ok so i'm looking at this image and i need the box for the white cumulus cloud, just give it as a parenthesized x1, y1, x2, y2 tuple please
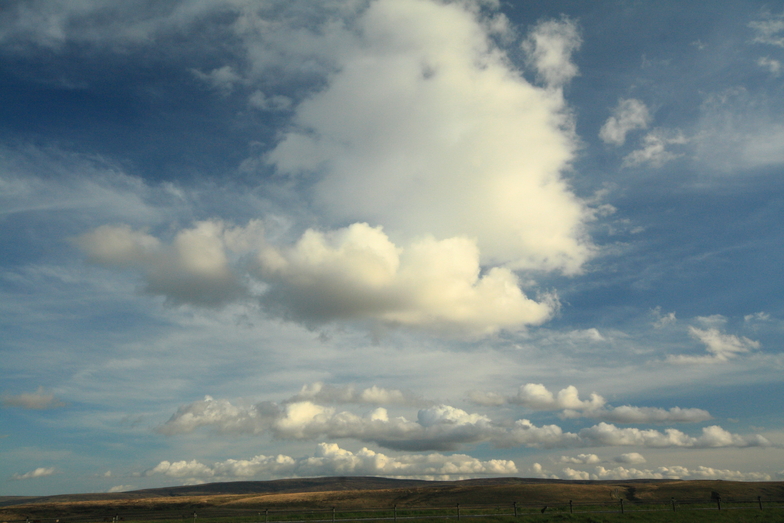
(522, 17, 582, 88)
(613, 452, 646, 464)
(79, 221, 558, 336)
(267, 1, 594, 275)
(558, 453, 600, 464)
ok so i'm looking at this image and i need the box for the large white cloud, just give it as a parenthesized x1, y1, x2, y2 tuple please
(63, 0, 597, 337)
(267, 0, 594, 275)
(144, 442, 517, 481)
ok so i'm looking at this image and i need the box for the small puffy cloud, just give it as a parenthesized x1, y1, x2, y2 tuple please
(249, 90, 292, 111)
(108, 485, 135, 493)
(511, 383, 605, 411)
(622, 129, 688, 168)
(562, 467, 591, 480)
(522, 17, 582, 88)
(531, 462, 559, 479)
(758, 57, 783, 76)
(144, 443, 516, 480)
(192, 65, 242, 92)
(614, 452, 646, 465)
(745, 311, 770, 323)
(599, 99, 651, 146)
(559, 453, 600, 464)
(651, 307, 677, 328)
(1, 387, 65, 409)
(12, 467, 56, 480)
(668, 327, 760, 364)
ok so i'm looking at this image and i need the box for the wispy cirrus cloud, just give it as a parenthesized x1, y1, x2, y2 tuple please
(668, 326, 760, 364)
(2, 387, 65, 410)
(12, 467, 56, 480)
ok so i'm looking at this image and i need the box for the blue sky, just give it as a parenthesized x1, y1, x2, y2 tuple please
(2, 0, 784, 496)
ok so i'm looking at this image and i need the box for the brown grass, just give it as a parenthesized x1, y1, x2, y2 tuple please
(2, 477, 783, 521)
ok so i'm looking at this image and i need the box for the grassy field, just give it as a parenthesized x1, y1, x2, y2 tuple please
(2, 478, 783, 523)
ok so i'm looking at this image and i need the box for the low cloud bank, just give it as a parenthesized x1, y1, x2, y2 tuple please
(564, 465, 774, 482)
(159, 391, 767, 452)
(468, 383, 712, 424)
(144, 442, 517, 481)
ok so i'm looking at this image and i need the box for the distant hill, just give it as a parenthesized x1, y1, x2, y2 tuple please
(2, 476, 783, 521)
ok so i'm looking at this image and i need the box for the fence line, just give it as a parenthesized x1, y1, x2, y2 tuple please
(10, 496, 784, 523)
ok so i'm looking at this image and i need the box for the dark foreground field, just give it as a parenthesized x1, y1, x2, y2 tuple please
(2, 477, 784, 523)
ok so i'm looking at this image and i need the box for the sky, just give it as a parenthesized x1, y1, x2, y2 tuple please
(1, 0, 784, 496)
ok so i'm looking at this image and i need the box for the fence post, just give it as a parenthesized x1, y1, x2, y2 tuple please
(265, 509, 268, 523)
(332, 507, 336, 522)
(394, 504, 397, 522)
(192, 512, 197, 523)
(619, 499, 624, 514)
(456, 503, 460, 520)
(758, 496, 763, 510)
(513, 501, 517, 517)
(569, 500, 573, 514)
(671, 498, 676, 512)
(717, 496, 721, 510)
